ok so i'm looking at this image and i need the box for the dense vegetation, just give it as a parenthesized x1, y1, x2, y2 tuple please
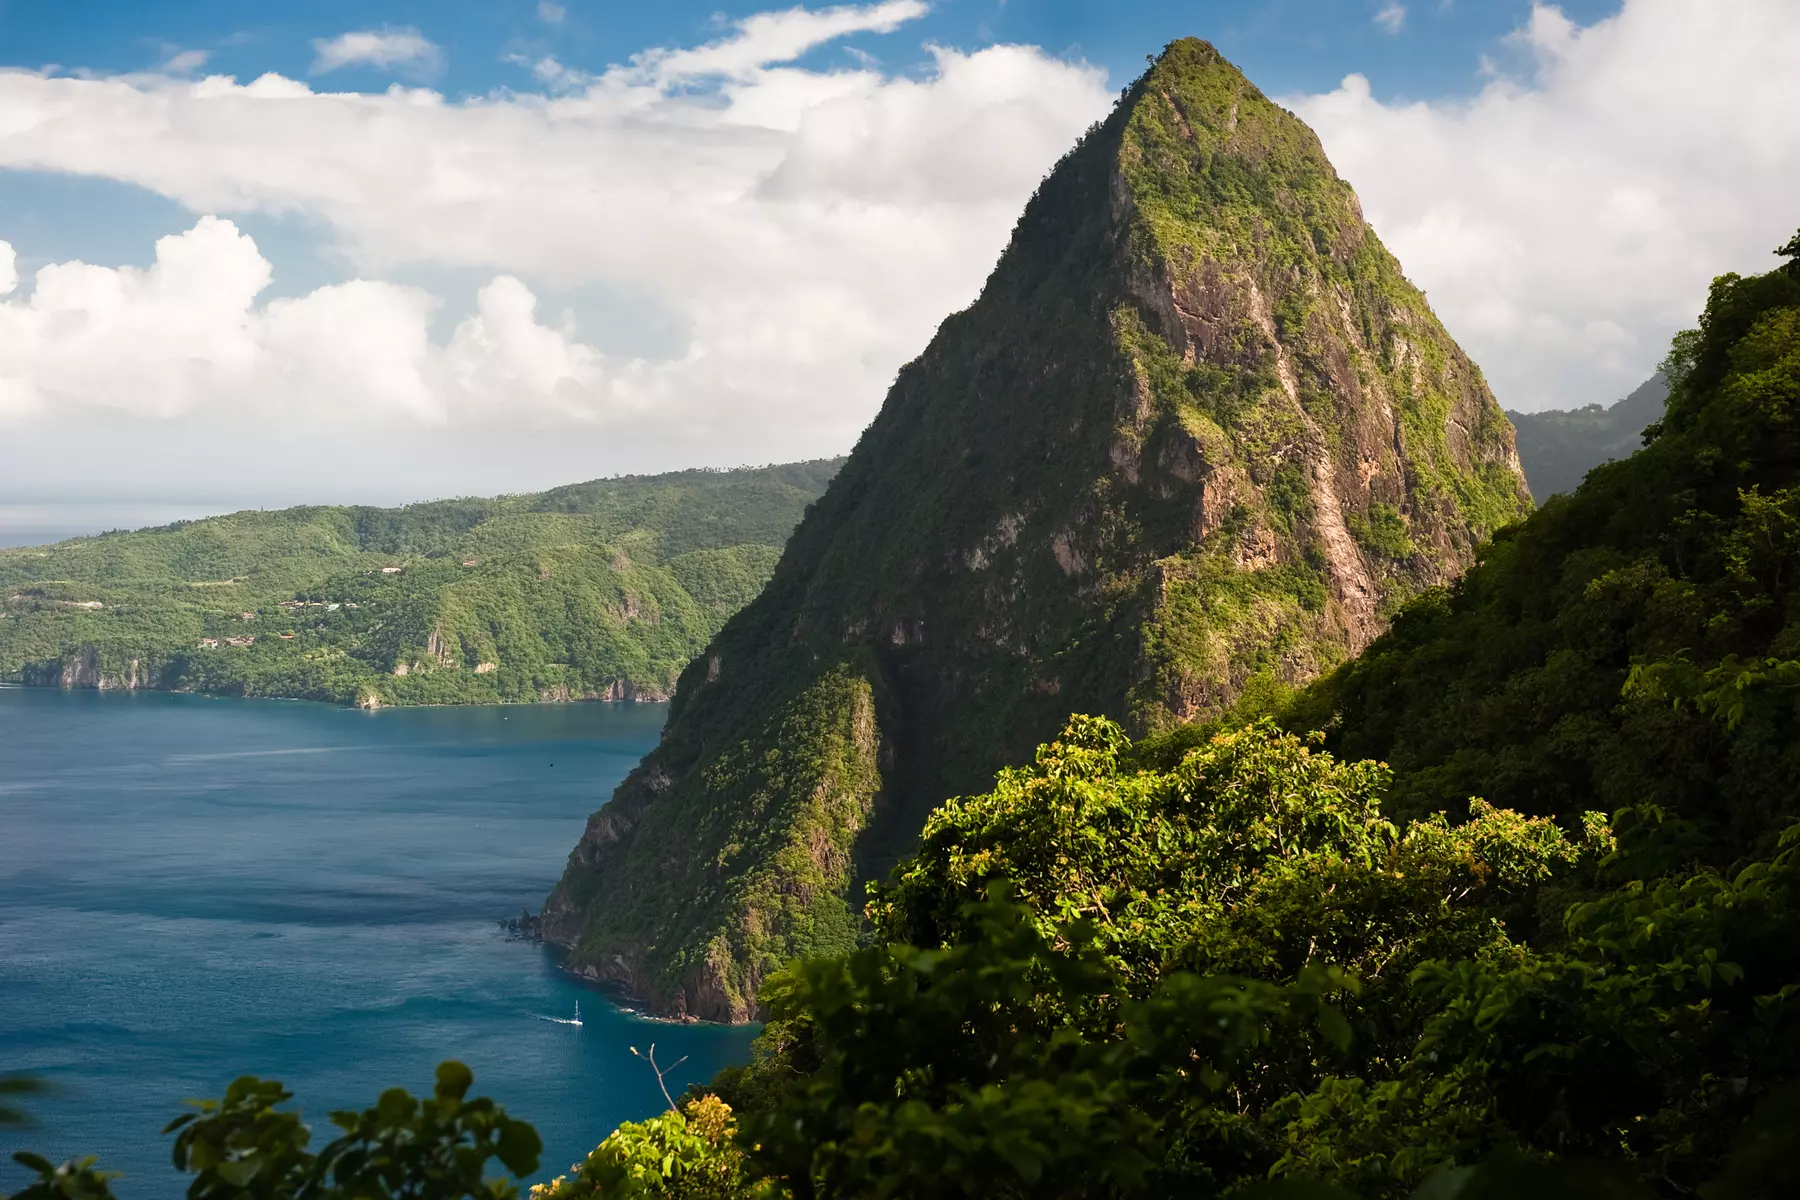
(3, 1062, 544, 1200)
(1507, 375, 1668, 501)
(1287, 240, 1800, 859)
(0, 463, 838, 707)
(543, 38, 1530, 1022)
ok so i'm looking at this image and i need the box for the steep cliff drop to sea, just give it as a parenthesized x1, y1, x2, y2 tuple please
(543, 38, 1533, 1022)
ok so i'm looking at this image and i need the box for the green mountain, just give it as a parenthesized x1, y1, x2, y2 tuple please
(1291, 243, 1800, 855)
(543, 39, 1532, 1022)
(0, 462, 839, 708)
(1507, 374, 1668, 501)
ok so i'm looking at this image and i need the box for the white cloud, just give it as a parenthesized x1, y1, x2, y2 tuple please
(0, 3, 1110, 474)
(310, 28, 444, 77)
(1374, 3, 1407, 34)
(537, 2, 567, 25)
(0, 217, 608, 424)
(162, 49, 211, 74)
(1294, 0, 1800, 410)
(637, 0, 928, 84)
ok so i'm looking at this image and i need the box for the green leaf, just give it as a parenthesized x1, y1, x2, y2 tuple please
(435, 1060, 474, 1104)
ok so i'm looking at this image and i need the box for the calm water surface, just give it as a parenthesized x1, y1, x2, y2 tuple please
(0, 687, 755, 1195)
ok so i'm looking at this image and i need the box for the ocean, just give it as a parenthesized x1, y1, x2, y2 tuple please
(0, 686, 756, 1195)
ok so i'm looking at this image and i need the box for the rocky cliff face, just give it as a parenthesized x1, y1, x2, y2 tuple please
(22, 645, 167, 691)
(544, 38, 1532, 1022)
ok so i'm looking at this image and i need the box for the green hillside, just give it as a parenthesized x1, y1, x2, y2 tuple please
(1287, 239, 1800, 857)
(0, 462, 839, 708)
(543, 39, 1531, 1022)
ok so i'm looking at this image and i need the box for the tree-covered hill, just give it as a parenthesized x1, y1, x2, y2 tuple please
(0, 461, 840, 708)
(1286, 232, 1800, 860)
(1507, 374, 1668, 501)
(543, 37, 1530, 1023)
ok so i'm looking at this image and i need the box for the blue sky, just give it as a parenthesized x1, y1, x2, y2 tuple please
(0, 0, 1794, 533)
(0, 0, 1618, 281)
(5, 0, 1623, 100)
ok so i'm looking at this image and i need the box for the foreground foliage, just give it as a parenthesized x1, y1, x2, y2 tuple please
(530, 717, 1800, 1198)
(4, 1063, 540, 1200)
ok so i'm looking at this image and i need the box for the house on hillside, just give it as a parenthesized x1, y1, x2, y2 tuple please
(199, 638, 220, 649)
(381, 566, 402, 574)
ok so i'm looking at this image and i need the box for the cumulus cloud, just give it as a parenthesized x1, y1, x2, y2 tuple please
(0, 218, 606, 424)
(0, 2, 1111, 466)
(1294, 0, 1800, 410)
(310, 27, 444, 77)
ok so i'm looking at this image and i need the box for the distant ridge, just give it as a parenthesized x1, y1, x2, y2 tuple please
(0, 460, 841, 707)
(1508, 374, 1669, 501)
(544, 38, 1531, 1022)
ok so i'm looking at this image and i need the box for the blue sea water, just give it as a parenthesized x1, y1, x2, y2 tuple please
(0, 687, 756, 1195)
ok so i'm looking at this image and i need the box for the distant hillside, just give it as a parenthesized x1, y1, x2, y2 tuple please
(1508, 375, 1668, 501)
(0, 461, 840, 707)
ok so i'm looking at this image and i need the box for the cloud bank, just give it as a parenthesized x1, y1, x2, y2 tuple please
(0, 3, 1111, 471)
(0, 0, 1796, 507)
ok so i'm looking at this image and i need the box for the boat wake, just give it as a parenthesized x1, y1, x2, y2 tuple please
(536, 1001, 583, 1027)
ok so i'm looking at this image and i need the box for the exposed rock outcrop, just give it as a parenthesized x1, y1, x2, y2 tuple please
(23, 646, 166, 691)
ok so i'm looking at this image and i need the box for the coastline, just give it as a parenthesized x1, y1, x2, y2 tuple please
(0, 675, 674, 712)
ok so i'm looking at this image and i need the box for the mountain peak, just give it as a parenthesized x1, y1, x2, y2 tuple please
(544, 42, 1532, 1022)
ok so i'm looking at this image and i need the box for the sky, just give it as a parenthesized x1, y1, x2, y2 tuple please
(0, 0, 1796, 538)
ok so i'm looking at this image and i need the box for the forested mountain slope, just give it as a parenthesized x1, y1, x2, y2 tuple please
(1508, 374, 1668, 501)
(544, 38, 1532, 1022)
(0, 462, 839, 708)
(1292, 238, 1800, 858)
